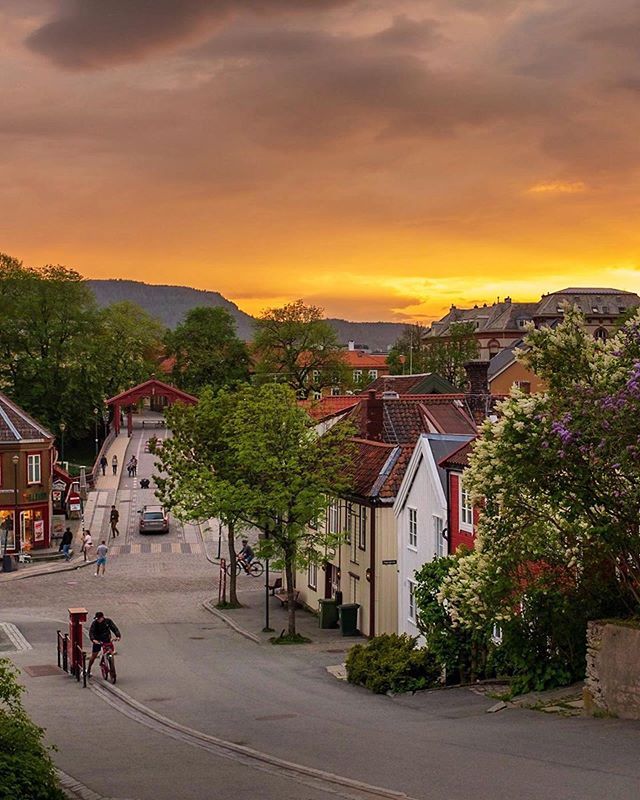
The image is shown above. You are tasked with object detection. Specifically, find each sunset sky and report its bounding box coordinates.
[2,1,640,322]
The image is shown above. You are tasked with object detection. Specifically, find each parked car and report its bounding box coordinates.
[138,505,169,535]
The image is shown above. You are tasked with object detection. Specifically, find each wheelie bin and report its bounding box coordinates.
[338,603,360,636]
[318,598,339,629]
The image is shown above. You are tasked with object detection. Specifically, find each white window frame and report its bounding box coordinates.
[460,482,473,531]
[330,387,340,396]
[408,507,417,549]
[433,514,445,558]
[27,453,41,485]
[312,390,322,400]
[408,580,416,622]
[328,500,340,535]
[349,573,359,604]
[368,369,378,380]
[307,561,317,590]
[353,369,362,383]
[357,506,366,551]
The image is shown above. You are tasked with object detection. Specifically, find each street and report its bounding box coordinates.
[2,424,640,800]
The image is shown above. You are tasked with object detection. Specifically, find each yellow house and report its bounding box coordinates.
[488,345,545,395]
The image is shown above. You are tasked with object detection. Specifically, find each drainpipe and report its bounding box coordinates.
[369,504,376,638]
[445,468,451,556]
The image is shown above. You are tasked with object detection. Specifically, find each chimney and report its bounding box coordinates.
[464,361,491,424]
[348,340,356,351]
[504,296,512,304]
[363,389,384,441]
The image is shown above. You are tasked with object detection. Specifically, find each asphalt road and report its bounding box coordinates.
[2,425,640,800]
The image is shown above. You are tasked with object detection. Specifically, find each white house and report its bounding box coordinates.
[393,433,473,640]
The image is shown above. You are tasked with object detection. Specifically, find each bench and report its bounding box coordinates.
[273,588,301,609]
[268,577,283,596]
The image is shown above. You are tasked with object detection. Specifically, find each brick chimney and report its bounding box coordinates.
[362,389,384,441]
[464,361,491,424]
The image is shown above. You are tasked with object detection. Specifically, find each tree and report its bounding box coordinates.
[97,301,166,399]
[436,307,637,691]
[252,300,348,398]
[155,384,354,635]
[387,322,478,387]
[0,658,65,799]
[165,307,249,395]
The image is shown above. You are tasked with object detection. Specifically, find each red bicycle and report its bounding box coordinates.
[99,641,117,684]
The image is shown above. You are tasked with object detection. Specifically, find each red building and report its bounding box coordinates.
[0,392,55,554]
[439,439,479,553]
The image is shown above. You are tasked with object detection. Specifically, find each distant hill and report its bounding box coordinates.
[87,279,406,351]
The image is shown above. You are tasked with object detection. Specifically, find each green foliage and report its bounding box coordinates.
[165,306,249,395]
[346,634,440,694]
[252,300,348,398]
[0,659,65,800]
[387,322,478,387]
[0,252,165,441]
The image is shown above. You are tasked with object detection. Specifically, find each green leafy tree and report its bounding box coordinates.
[0,658,65,799]
[97,301,166,398]
[252,300,348,398]
[387,322,478,387]
[166,307,249,395]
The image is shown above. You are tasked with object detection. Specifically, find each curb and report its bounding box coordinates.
[56,768,135,800]
[0,558,97,583]
[202,599,260,644]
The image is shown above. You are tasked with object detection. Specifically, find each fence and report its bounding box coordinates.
[56,630,87,688]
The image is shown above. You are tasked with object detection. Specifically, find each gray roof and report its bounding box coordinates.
[536,288,639,317]
[487,341,524,379]
[425,434,474,492]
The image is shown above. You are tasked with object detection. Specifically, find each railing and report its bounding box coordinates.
[56,630,87,688]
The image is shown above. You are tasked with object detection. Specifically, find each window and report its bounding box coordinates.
[312,369,320,380]
[515,380,531,394]
[460,483,473,529]
[594,328,608,342]
[312,391,322,400]
[368,369,378,380]
[408,507,417,548]
[433,515,445,558]
[516,318,531,329]
[0,510,15,551]
[358,506,366,551]
[330,387,340,396]
[353,369,362,383]
[487,338,501,357]
[328,500,340,534]
[491,623,503,645]
[344,502,352,543]
[349,573,359,604]
[408,580,416,621]
[27,453,41,485]
[307,562,317,590]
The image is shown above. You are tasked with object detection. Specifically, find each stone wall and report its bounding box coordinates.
[584,620,640,719]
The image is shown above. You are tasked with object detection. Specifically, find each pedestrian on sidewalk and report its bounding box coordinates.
[130,455,137,477]
[109,505,120,537]
[99,455,108,476]
[81,529,93,562]
[60,527,73,561]
[112,454,118,475]
[95,541,108,576]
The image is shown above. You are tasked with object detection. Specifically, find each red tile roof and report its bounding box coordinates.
[341,351,390,369]
[299,395,359,421]
[350,439,400,497]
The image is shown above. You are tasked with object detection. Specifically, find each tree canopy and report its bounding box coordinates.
[165,306,249,395]
[252,300,348,398]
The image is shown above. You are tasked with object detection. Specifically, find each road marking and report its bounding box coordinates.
[92,682,416,800]
[0,622,32,652]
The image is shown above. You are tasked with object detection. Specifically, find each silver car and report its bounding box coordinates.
[138,505,169,535]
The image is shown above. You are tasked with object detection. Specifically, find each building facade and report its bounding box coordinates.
[0,392,54,554]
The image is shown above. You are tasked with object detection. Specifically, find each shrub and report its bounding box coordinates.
[346,634,440,694]
[0,659,65,800]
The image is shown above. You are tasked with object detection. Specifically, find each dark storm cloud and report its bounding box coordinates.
[26,0,354,70]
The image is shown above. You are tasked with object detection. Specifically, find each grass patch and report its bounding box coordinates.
[270,632,312,645]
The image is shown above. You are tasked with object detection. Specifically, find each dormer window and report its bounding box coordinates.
[594,328,608,342]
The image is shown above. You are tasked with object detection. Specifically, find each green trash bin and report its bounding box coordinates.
[318,598,339,629]
[338,603,360,636]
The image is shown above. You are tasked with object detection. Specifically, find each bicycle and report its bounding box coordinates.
[225,559,264,578]
[99,641,118,684]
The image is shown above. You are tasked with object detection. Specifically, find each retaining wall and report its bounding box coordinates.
[584,620,640,719]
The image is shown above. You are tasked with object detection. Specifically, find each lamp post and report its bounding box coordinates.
[93,408,99,456]
[2,455,19,572]
[59,421,66,464]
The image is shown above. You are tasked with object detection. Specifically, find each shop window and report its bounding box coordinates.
[0,510,15,551]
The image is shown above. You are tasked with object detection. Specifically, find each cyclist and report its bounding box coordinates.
[237,539,254,573]
[87,611,121,676]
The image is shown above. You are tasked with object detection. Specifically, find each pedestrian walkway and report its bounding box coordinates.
[110,542,203,555]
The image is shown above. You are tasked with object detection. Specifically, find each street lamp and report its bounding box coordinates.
[93,408,99,456]
[59,421,66,464]
[2,455,19,572]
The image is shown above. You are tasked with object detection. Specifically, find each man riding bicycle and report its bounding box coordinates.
[237,539,254,573]
[87,611,121,676]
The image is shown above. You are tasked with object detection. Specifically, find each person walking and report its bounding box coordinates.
[95,541,108,576]
[99,455,108,476]
[109,505,120,537]
[111,454,118,475]
[81,529,93,562]
[130,455,137,477]
[60,527,73,561]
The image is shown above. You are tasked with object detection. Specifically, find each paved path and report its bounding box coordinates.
[2,421,640,800]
